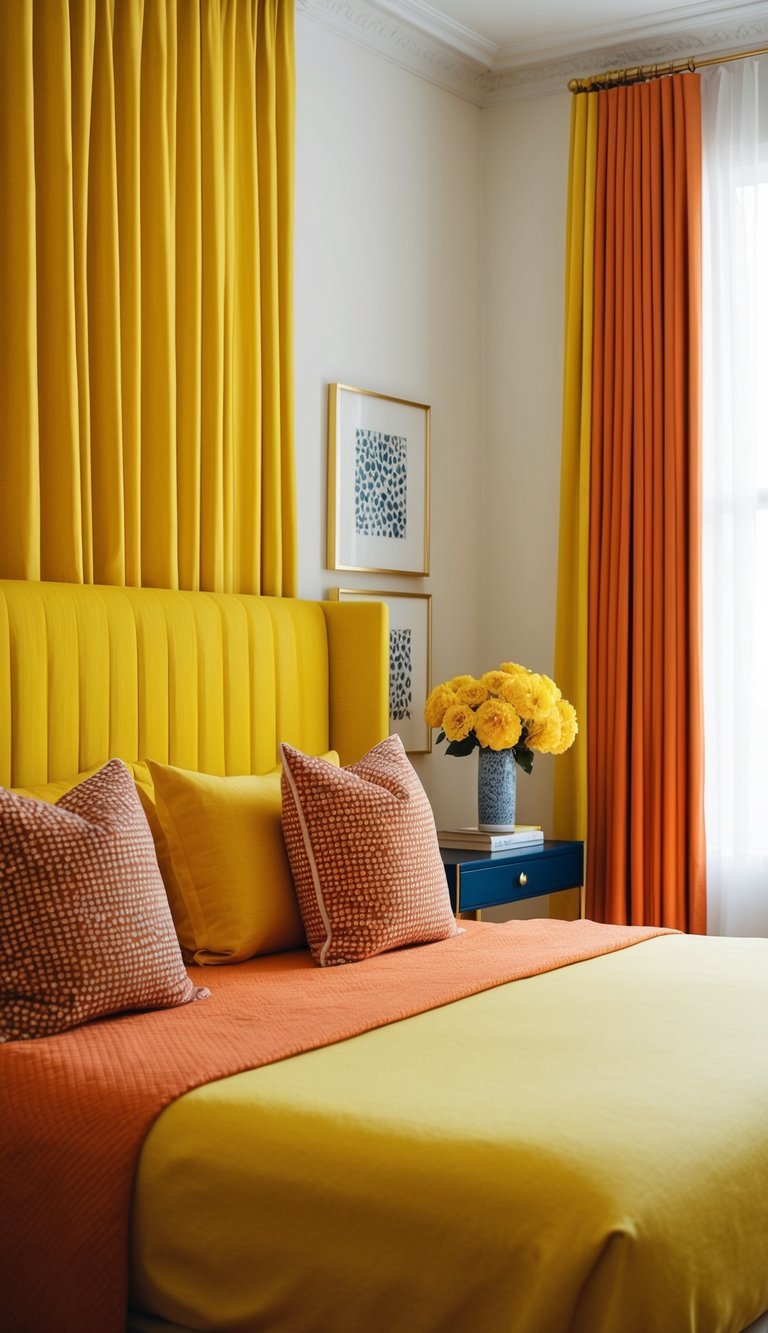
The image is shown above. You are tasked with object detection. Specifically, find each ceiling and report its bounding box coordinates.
[390,0,748,51]
[297,0,768,102]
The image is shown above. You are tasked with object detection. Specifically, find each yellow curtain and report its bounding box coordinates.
[553,92,597,850]
[0,0,296,596]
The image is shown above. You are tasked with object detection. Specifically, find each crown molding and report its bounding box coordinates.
[364,0,497,66]
[486,6,768,103]
[494,1,768,67]
[295,0,492,106]
[296,0,768,104]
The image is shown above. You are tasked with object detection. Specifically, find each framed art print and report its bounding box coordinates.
[333,589,432,753]
[327,384,430,575]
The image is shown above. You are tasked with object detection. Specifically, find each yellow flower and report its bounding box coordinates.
[447,674,475,691]
[519,672,559,723]
[424,683,456,729]
[428,664,576,765]
[480,670,509,697]
[474,699,522,751]
[550,699,578,754]
[442,703,476,743]
[496,671,531,714]
[526,708,562,754]
[455,679,488,708]
[540,673,562,704]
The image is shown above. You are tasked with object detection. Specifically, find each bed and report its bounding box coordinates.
[1,578,767,1333]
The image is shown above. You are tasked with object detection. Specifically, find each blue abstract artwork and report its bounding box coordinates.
[389,627,412,722]
[354,429,407,540]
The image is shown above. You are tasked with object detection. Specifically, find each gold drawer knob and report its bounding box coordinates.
[518,872,528,887]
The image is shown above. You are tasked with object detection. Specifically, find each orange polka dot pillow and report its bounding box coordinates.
[0,760,208,1042]
[280,734,459,967]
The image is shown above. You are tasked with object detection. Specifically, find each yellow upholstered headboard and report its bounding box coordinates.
[0,582,389,789]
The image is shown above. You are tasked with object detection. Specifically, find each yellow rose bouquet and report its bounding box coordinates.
[424,663,577,773]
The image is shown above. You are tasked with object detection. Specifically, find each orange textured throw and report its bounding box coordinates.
[0,918,672,1332]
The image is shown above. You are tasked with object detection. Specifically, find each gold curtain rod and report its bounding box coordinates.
[568,42,768,93]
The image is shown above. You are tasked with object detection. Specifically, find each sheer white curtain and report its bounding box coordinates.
[701,57,768,936]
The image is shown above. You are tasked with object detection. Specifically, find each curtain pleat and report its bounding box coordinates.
[114,0,144,589]
[587,75,706,931]
[92,0,128,586]
[174,0,201,590]
[553,93,597,857]
[273,0,297,597]
[233,2,259,594]
[70,0,97,584]
[200,0,225,592]
[0,0,296,596]
[256,0,296,597]
[0,1,41,581]
[33,0,83,584]
[139,0,178,589]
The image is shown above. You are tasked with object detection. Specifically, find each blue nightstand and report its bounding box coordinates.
[441,840,584,919]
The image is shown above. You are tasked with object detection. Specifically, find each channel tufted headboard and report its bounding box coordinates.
[0,581,389,788]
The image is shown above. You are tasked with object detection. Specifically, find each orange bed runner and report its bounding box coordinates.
[0,917,671,1332]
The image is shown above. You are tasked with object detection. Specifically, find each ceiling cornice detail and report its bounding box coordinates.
[295,0,491,103]
[296,0,768,104]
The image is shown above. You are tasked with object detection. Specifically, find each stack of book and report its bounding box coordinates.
[437,825,544,852]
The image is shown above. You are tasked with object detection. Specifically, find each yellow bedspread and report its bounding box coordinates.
[129,934,768,1333]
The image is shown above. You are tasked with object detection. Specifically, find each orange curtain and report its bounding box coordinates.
[586,74,706,931]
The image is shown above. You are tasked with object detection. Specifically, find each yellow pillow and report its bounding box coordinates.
[148,757,339,966]
[12,760,155,807]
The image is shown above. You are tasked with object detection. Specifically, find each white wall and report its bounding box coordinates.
[481,92,571,832]
[294,14,484,827]
[295,16,572,846]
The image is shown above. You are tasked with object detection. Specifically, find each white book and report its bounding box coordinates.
[438,825,544,852]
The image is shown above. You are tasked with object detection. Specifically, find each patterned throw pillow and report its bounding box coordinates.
[0,760,208,1042]
[281,734,459,966]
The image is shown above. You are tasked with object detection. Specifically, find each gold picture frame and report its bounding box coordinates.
[333,589,432,754]
[327,383,430,575]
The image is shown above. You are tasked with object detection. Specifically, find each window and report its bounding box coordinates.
[701,59,768,934]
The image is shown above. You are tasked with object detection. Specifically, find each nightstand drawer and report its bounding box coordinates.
[442,842,584,915]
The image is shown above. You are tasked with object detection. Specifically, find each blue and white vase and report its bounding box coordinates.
[477,746,517,831]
